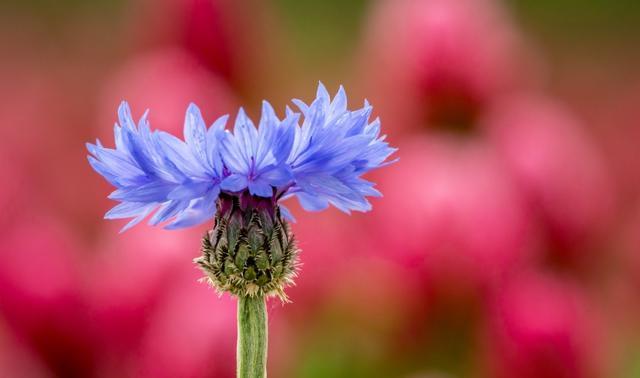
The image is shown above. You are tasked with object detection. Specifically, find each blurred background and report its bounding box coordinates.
[1,0,639,377]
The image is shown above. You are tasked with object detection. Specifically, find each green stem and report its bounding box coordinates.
[237,295,268,378]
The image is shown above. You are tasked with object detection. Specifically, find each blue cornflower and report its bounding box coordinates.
[87,83,396,231]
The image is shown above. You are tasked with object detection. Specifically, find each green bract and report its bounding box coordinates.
[195,193,299,300]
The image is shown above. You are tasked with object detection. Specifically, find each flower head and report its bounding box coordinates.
[89,83,396,298]
[87,103,227,231]
[87,83,396,231]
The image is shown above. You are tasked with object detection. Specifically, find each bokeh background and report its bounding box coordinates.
[1,0,639,377]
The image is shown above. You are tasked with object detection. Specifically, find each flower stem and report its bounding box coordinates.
[237,295,268,378]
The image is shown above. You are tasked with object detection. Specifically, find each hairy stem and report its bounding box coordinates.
[237,295,268,378]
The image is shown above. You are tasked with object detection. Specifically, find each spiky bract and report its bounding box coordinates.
[195,193,299,300]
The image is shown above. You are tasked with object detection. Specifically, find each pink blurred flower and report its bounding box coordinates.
[0,217,95,377]
[367,135,539,295]
[0,323,50,378]
[309,254,419,335]
[131,0,233,79]
[618,202,640,300]
[86,225,202,374]
[129,0,280,89]
[586,81,640,204]
[481,94,616,252]
[484,272,605,378]
[0,150,32,229]
[134,264,236,378]
[283,203,364,315]
[359,0,539,135]
[0,58,108,233]
[98,48,237,138]
[262,207,422,376]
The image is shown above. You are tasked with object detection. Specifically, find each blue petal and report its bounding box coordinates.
[119,204,156,233]
[117,101,136,130]
[105,201,152,219]
[259,165,292,187]
[167,181,214,200]
[220,131,249,174]
[329,85,347,118]
[220,174,249,192]
[255,101,278,166]
[233,108,258,162]
[316,81,330,103]
[248,179,273,197]
[108,181,175,202]
[92,147,143,178]
[87,156,119,186]
[296,192,329,212]
[164,188,219,229]
[156,131,208,179]
[272,113,298,163]
[206,114,228,175]
[279,204,296,222]
[148,200,189,226]
[184,103,208,163]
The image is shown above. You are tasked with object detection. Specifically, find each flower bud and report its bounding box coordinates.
[195,193,299,301]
